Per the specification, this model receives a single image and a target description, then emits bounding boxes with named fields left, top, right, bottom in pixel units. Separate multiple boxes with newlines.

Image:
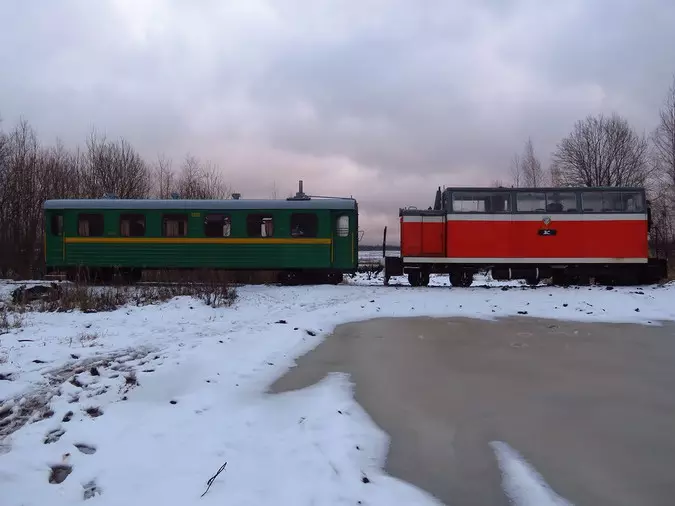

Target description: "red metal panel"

left=446, top=218, right=648, bottom=260
left=401, top=219, right=423, bottom=257
left=421, top=217, right=445, bottom=256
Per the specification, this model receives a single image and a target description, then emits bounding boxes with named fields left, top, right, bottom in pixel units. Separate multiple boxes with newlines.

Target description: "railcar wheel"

left=525, top=276, right=540, bottom=287
left=328, top=272, right=344, bottom=285
left=450, top=270, right=473, bottom=287
left=408, top=270, right=421, bottom=287
left=420, top=271, right=430, bottom=286
left=551, top=270, right=569, bottom=286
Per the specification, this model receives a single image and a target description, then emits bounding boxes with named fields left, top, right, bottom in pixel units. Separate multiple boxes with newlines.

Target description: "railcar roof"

left=442, top=186, right=646, bottom=192
left=44, top=198, right=357, bottom=211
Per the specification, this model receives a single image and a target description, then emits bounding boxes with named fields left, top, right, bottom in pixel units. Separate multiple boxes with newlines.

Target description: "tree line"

left=2, top=76, right=674, bottom=278
left=498, top=76, right=675, bottom=256
left=0, top=120, right=231, bottom=278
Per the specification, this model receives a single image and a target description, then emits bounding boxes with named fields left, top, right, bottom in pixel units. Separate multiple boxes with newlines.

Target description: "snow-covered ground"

left=2, top=274, right=675, bottom=505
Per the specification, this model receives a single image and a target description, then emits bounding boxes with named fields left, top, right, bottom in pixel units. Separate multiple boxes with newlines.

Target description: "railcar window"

left=120, top=214, right=146, bottom=237
left=622, top=191, right=644, bottom=212
left=51, top=214, right=63, bottom=236
left=601, top=192, right=623, bottom=212
left=204, top=214, right=231, bottom=237
left=291, top=213, right=318, bottom=238
left=452, top=192, right=511, bottom=212
left=162, top=214, right=188, bottom=237
left=336, top=215, right=349, bottom=237
left=581, top=192, right=603, bottom=212
left=247, top=214, right=274, bottom=237
left=544, top=192, right=577, bottom=212
left=77, top=213, right=104, bottom=237
left=516, top=192, right=546, bottom=212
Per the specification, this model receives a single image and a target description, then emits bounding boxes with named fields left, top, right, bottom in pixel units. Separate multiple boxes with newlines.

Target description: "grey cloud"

left=1, top=0, right=674, bottom=242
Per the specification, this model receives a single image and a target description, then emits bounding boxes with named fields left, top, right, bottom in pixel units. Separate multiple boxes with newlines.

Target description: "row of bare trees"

left=0, top=119, right=231, bottom=278
left=502, top=76, right=675, bottom=256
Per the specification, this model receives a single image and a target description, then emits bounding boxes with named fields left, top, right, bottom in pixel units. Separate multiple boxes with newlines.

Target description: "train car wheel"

left=525, top=276, right=540, bottom=287
left=408, top=270, right=421, bottom=287
left=450, top=271, right=473, bottom=287
left=551, top=270, right=569, bottom=287
left=420, top=271, right=430, bottom=286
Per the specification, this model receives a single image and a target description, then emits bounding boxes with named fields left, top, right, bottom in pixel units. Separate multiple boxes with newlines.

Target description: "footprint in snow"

left=83, top=479, right=102, bottom=500
left=44, top=428, right=65, bottom=444
left=74, top=443, right=97, bottom=455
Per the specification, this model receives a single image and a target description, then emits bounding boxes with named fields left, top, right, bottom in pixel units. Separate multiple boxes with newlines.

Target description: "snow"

left=490, top=441, right=574, bottom=506
left=2, top=276, right=675, bottom=505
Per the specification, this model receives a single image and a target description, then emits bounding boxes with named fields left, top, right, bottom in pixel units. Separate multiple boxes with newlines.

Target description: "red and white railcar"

left=384, top=186, right=667, bottom=286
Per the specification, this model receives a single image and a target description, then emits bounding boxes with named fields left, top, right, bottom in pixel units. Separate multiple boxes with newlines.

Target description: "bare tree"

left=651, top=75, right=675, bottom=252
left=653, top=76, right=675, bottom=193
left=176, top=155, right=231, bottom=199
left=509, top=154, right=522, bottom=187
left=552, top=113, right=652, bottom=188
left=508, top=138, right=544, bottom=187
left=81, top=130, right=151, bottom=198
left=520, top=138, right=545, bottom=187
left=549, top=164, right=563, bottom=187
left=153, top=154, right=175, bottom=199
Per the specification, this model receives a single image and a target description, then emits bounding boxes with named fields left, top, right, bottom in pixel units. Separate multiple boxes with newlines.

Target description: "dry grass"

left=0, top=308, right=24, bottom=334
left=7, top=274, right=237, bottom=314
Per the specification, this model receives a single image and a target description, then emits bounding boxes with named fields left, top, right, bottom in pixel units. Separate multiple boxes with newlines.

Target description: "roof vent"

left=232, top=193, right=241, bottom=200
left=170, top=192, right=180, bottom=200
left=287, top=180, right=310, bottom=201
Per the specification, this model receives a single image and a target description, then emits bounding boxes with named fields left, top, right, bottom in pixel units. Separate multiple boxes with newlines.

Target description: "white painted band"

left=400, top=215, right=445, bottom=223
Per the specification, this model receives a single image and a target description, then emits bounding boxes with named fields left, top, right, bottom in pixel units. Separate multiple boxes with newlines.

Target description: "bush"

left=0, top=307, right=23, bottom=334
left=9, top=278, right=237, bottom=313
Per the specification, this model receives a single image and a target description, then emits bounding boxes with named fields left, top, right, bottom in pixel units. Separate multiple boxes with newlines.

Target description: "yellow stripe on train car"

left=64, top=237, right=332, bottom=245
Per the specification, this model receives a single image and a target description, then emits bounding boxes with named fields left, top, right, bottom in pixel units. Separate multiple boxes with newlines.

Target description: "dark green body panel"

left=44, top=203, right=358, bottom=272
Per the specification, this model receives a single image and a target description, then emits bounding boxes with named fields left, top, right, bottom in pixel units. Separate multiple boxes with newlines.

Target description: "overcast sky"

left=2, top=0, right=675, bottom=243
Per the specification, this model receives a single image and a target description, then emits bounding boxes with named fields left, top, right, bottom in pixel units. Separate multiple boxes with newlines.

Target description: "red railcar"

left=384, top=186, right=668, bottom=286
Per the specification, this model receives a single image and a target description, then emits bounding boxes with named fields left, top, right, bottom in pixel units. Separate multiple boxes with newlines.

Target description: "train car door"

left=46, top=211, right=65, bottom=266
left=421, top=214, right=445, bottom=256
left=331, top=211, right=356, bottom=269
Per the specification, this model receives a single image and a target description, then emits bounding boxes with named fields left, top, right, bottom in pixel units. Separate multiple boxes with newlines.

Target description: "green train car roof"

left=44, top=198, right=357, bottom=211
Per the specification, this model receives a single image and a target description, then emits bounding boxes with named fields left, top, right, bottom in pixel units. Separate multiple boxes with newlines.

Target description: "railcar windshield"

left=516, top=191, right=578, bottom=212
left=451, top=191, right=511, bottom=213
left=581, top=191, right=644, bottom=212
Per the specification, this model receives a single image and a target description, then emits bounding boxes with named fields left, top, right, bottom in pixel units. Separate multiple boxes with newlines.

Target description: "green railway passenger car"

left=43, top=194, right=358, bottom=284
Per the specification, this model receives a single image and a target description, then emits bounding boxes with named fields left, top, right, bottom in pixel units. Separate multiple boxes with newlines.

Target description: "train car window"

left=336, top=215, right=349, bottom=237
left=290, top=213, right=318, bottom=238
left=544, top=192, right=577, bottom=212
left=120, top=214, right=146, bottom=237
left=51, top=214, right=63, bottom=236
left=581, top=192, right=603, bottom=212
left=516, top=192, right=546, bottom=212
left=452, top=192, right=511, bottom=212
left=247, top=214, right=274, bottom=237
left=162, top=214, right=188, bottom=237
left=204, top=214, right=231, bottom=237
left=601, top=192, right=623, bottom=212
left=622, top=191, right=644, bottom=212
left=78, top=213, right=104, bottom=236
